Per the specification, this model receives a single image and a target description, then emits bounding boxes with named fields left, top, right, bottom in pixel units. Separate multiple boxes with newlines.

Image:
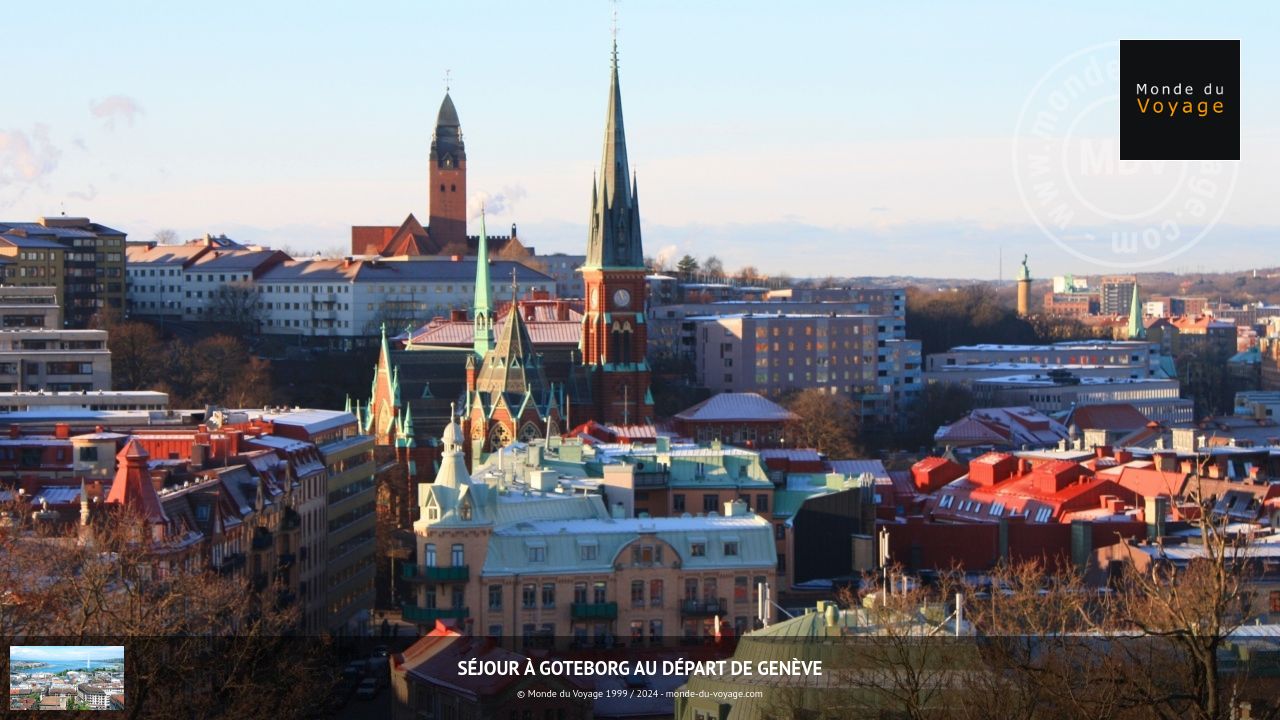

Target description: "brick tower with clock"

left=578, top=40, right=653, bottom=426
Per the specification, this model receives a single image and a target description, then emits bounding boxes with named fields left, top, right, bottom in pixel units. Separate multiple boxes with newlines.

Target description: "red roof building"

left=390, top=622, right=590, bottom=719
left=672, top=392, right=798, bottom=447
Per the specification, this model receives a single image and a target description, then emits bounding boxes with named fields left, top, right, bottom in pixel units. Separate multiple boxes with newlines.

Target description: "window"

left=489, top=584, right=503, bottom=610
left=574, top=582, right=587, bottom=604
left=78, top=446, right=98, bottom=462
left=691, top=542, right=706, bottom=557
left=527, top=545, right=546, bottom=563
left=756, top=494, right=769, bottom=514
left=592, top=581, right=607, bottom=604
left=451, top=544, right=464, bottom=566
left=650, top=579, right=663, bottom=607
left=522, top=584, right=536, bottom=609
left=724, top=541, right=739, bottom=557
left=579, top=544, right=598, bottom=561
left=989, top=503, right=1004, bottom=516
left=702, top=494, right=719, bottom=513
left=673, top=494, right=685, bottom=512
left=424, top=544, right=437, bottom=567
left=631, top=580, right=645, bottom=607
left=775, top=523, right=786, bottom=540
left=1034, top=507, right=1053, bottom=523
left=542, top=583, right=556, bottom=608
left=649, top=619, right=663, bottom=644
left=734, top=576, right=748, bottom=603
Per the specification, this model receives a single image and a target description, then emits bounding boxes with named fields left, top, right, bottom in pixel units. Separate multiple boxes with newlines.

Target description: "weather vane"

left=444, top=68, right=452, bottom=92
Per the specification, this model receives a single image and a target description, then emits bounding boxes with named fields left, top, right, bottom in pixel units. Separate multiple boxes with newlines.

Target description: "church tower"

left=429, top=92, right=467, bottom=249
left=580, top=40, right=653, bottom=425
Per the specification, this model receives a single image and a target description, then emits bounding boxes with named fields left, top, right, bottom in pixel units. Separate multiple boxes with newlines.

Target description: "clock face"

left=613, top=288, right=631, bottom=308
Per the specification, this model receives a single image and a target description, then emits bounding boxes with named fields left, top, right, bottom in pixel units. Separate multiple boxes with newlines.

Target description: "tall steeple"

left=585, top=40, right=644, bottom=270
left=429, top=91, right=467, bottom=248
left=473, top=210, right=494, bottom=357
left=1127, top=282, right=1145, bottom=339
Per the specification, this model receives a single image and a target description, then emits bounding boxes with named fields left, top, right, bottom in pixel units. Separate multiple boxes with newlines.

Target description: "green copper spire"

left=1127, top=282, right=1145, bottom=339
left=473, top=210, right=494, bottom=358
left=585, top=38, right=644, bottom=270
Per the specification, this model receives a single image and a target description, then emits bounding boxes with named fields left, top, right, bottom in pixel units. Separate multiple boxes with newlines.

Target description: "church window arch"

left=519, top=422, right=541, bottom=443
left=489, top=423, right=512, bottom=451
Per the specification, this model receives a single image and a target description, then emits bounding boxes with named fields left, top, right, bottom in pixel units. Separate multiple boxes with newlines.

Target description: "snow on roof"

left=674, top=393, right=798, bottom=423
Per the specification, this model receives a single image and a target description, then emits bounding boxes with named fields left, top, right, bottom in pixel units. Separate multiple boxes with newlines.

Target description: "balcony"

left=251, top=528, right=274, bottom=551
left=570, top=602, right=618, bottom=620
left=215, top=552, right=245, bottom=575
left=680, top=598, right=727, bottom=616
left=401, top=603, right=469, bottom=624
left=401, top=564, right=469, bottom=583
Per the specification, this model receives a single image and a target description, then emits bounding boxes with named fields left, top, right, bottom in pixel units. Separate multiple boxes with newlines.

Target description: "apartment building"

left=0, top=328, right=110, bottom=392
left=407, top=420, right=778, bottom=647
left=0, top=217, right=126, bottom=328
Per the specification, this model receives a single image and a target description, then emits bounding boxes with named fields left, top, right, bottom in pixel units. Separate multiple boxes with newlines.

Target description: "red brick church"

left=349, top=92, right=534, bottom=262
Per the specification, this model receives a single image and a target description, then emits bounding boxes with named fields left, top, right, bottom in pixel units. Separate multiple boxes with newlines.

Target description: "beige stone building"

left=407, top=417, right=778, bottom=646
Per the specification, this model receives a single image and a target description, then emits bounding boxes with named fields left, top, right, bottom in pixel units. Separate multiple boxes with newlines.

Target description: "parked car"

left=355, top=678, right=378, bottom=701
left=342, top=661, right=366, bottom=681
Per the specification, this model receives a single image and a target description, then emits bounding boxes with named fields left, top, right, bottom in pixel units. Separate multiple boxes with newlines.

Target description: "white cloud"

left=90, top=95, right=144, bottom=130
left=0, top=124, right=61, bottom=206
left=468, top=184, right=527, bottom=220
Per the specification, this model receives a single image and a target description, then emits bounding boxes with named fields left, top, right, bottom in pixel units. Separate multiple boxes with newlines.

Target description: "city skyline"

left=2, top=1, right=1275, bottom=277
left=10, top=646, right=124, bottom=663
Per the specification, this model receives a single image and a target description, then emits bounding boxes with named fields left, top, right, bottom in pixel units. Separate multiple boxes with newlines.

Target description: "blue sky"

left=1, top=1, right=1275, bottom=277
left=10, top=646, right=124, bottom=662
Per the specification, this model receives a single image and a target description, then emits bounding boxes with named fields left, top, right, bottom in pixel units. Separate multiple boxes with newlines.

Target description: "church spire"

left=1127, top=282, right=1145, bottom=339
left=473, top=210, right=494, bottom=357
left=585, top=39, right=644, bottom=270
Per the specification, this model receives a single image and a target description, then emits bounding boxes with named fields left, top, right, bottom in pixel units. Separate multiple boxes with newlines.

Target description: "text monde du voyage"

left=1134, top=83, right=1228, bottom=118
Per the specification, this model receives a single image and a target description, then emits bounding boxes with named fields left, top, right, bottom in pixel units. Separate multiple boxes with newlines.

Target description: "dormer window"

left=459, top=499, right=472, bottom=521
left=427, top=505, right=440, bottom=521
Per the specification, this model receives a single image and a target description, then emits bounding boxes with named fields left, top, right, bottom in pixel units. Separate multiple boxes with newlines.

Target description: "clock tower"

left=579, top=40, right=652, bottom=425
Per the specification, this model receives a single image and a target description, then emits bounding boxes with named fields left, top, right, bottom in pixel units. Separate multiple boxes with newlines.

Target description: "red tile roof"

left=1068, top=403, right=1152, bottom=432
left=104, top=439, right=167, bottom=523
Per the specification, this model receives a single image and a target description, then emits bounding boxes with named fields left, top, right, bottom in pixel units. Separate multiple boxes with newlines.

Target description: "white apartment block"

left=255, top=257, right=555, bottom=346
left=0, top=328, right=110, bottom=392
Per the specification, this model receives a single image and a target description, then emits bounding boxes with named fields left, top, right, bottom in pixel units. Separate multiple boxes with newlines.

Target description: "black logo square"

left=1120, top=40, right=1239, bottom=160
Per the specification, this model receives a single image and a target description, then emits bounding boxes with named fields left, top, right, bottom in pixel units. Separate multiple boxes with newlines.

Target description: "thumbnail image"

left=8, top=646, right=125, bottom=712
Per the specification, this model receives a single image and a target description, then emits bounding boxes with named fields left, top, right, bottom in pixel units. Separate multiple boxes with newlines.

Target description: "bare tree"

left=206, top=282, right=263, bottom=335
left=151, top=228, right=179, bottom=245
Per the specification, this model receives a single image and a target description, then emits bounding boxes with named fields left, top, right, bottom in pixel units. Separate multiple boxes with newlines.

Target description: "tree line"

left=105, top=319, right=272, bottom=410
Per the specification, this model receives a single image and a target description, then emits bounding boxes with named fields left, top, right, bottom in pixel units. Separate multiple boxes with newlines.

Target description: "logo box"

left=1120, top=40, right=1239, bottom=160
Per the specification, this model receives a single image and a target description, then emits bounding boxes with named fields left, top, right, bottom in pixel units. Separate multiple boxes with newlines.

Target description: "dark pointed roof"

left=436, top=92, right=460, bottom=128
left=585, top=41, right=644, bottom=270
left=431, top=92, right=465, bottom=164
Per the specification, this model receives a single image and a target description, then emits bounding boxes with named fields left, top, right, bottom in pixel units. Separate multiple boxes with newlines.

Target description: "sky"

left=10, top=646, right=124, bottom=663
left=1, top=1, right=1276, bottom=278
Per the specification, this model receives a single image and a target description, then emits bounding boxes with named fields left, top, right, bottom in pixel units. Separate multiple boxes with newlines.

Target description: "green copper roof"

left=1126, top=282, right=1145, bottom=339
left=473, top=211, right=494, bottom=357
